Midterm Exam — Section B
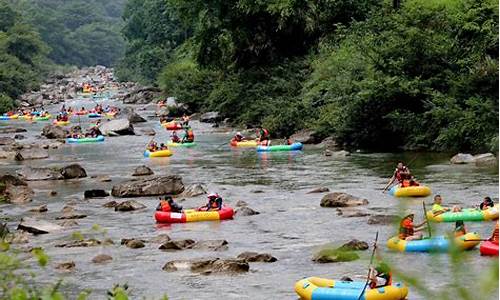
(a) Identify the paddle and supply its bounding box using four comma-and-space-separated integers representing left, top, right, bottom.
464, 239, 491, 242
423, 201, 432, 238
357, 231, 379, 300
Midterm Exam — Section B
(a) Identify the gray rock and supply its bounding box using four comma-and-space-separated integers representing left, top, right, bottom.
114, 200, 146, 212
474, 153, 497, 167
0, 127, 27, 134
14, 134, 25, 140
122, 86, 161, 104
18, 217, 62, 234
0, 174, 34, 203
56, 239, 102, 248
58, 220, 79, 227
99, 119, 135, 136
450, 153, 475, 164
60, 164, 87, 179
84, 189, 110, 198
91, 254, 112, 264
307, 187, 330, 194
290, 129, 318, 144
159, 239, 196, 251
191, 240, 229, 251
163, 258, 249, 274
319, 137, 340, 151
236, 252, 277, 263
103, 200, 118, 208
132, 165, 154, 176
182, 183, 207, 197
121, 238, 146, 249
0, 137, 15, 145
337, 239, 369, 251
320, 192, 369, 208
128, 111, 147, 123
42, 124, 69, 139
15, 148, 49, 160
235, 200, 248, 207
111, 175, 184, 197
140, 128, 156, 136
235, 206, 260, 216
29, 204, 48, 213
367, 214, 398, 225
17, 166, 62, 181
200, 111, 220, 123
55, 261, 75, 271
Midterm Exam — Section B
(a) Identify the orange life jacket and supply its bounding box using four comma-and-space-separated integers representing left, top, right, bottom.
395, 167, 410, 183
160, 200, 171, 212
399, 218, 413, 240
187, 130, 194, 140
492, 221, 499, 244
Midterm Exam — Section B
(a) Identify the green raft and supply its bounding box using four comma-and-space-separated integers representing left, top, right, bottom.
426, 206, 498, 222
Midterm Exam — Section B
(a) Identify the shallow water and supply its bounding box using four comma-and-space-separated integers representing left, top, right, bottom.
1, 96, 498, 300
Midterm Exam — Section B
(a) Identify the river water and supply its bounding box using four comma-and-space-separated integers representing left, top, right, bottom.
0, 95, 498, 300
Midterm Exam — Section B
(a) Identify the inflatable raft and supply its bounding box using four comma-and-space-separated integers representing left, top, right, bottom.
388, 185, 431, 197
294, 277, 408, 300
66, 135, 105, 144
105, 112, 117, 118
143, 149, 173, 157
88, 113, 102, 118
167, 141, 196, 147
155, 206, 234, 223
53, 120, 70, 126
426, 206, 498, 222
480, 241, 499, 256
230, 140, 258, 147
256, 142, 303, 152
33, 115, 51, 121
73, 111, 88, 116
162, 122, 183, 130
0, 114, 18, 120
387, 232, 480, 252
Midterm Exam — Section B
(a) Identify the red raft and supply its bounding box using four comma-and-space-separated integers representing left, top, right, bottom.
155, 206, 234, 223
480, 241, 499, 256
161, 121, 183, 130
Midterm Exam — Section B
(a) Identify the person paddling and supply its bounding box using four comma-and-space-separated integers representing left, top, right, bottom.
383, 161, 413, 192
156, 196, 182, 213
257, 126, 270, 146
399, 213, 427, 241
368, 262, 392, 289
201, 193, 223, 211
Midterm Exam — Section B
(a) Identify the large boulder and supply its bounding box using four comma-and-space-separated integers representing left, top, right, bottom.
181, 183, 207, 197
163, 258, 249, 275
320, 192, 369, 208
474, 153, 497, 167
450, 153, 475, 164
111, 175, 184, 197
123, 108, 147, 123
200, 111, 221, 123
42, 124, 68, 139
15, 148, 49, 160
114, 200, 147, 212
122, 86, 161, 104
99, 119, 135, 136
290, 129, 318, 144
17, 217, 62, 234
236, 252, 277, 263
0, 174, 34, 203
60, 164, 87, 179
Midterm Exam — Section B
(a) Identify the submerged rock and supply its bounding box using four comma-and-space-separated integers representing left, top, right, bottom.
91, 254, 113, 264
163, 258, 249, 275
111, 175, 184, 197
307, 187, 330, 194
17, 217, 62, 234
236, 252, 277, 263
235, 206, 260, 216
132, 165, 154, 176
84, 189, 110, 198
320, 192, 369, 208
114, 200, 146, 212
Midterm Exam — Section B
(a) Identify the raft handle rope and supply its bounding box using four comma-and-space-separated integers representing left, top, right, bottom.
357, 231, 379, 300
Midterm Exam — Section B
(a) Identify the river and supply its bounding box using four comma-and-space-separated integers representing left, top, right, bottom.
0, 95, 498, 300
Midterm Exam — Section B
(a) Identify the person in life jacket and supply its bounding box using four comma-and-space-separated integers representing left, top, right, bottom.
479, 196, 495, 210
369, 262, 392, 289
233, 132, 245, 142
147, 140, 158, 152
431, 194, 461, 216
156, 196, 182, 213
182, 127, 195, 143
204, 193, 223, 211
454, 220, 467, 237
489, 220, 499, 245
171, 131, 181, 143
399, 213, 426, 241
383, 161, 413, 191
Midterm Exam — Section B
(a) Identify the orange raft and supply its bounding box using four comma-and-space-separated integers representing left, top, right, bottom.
155, 206, 234, 223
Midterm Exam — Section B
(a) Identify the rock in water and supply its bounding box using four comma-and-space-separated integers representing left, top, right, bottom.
17, 166, 63, 181
0, 127, 27, 134
99, 119, 135, 136
337, 239, 369, 251
132, 165, 154, 176
159, 239, 196, 250
55, 261, 76, 271
200, 111, 220, 123
114, 200, 146, 212
17, 217, 62, 234
60, 164, 87, 179
235, 206, 260, 216
111, 175, 184, 197
29, 204, 48, 213
450, 153, 475, 164
42, 124, 69, 139
191, 240, 229, 251
0, 137, 15, 145
121, 238, 146, 249
84, 189, 110, 198
312, 246, 360, 263
91, 254, 112, 264
0, 174, 34, 203
15, 148, 49, 161
320, 192, 369, 207
163, 258, 249, 274
124, 108, 147, 123
307, 187, 330, 194
290, 129, 318, 144
182, 184, 207, 197
474, 153, 497, 167
236, 252, 277, 262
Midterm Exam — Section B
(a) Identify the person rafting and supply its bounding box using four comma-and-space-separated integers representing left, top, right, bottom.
399, 213, 427, 241
257, 127, 270, 146
60, 104, 66, 113
369, 262, 392, 289
159, 143, 168, 150
87, 120, 102, 137
156, 196, 182, 213
454, 220, 466, 237
489, 220, 499, 244
383, 161, 418, 192
171, 131, 181, 143
147, 140, 158, 152
283, 136, 293, 145
431, 195, 461, 216
233, 132, 245, 142
479, 196, 495, 210
202, 193, 223, 211
181, 114, 190, 126
182, 127, 194, 143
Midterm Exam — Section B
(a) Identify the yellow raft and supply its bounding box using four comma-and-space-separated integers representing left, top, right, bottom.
53, 120, 70, 126
143, 149, 173, 157
388, 185, 431, 197
230, 140, 258, 147
295, 277, 408, 300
